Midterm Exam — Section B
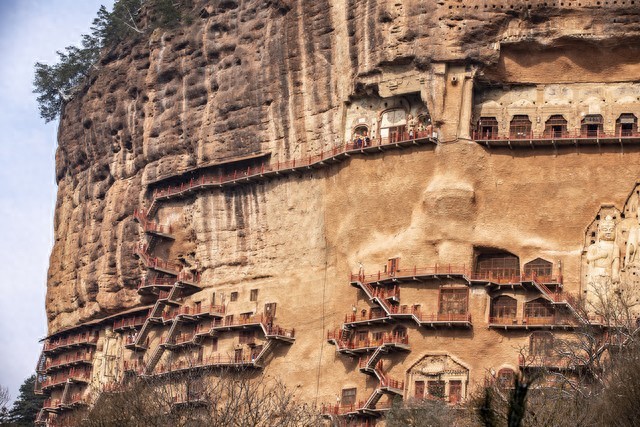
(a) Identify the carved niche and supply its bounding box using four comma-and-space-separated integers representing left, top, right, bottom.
406, 353, 469, 404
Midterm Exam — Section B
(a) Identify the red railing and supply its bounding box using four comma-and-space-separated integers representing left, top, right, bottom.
320, 402, 361, 415
65, 393, 88, 406
113, 313, 149, 331
489, 315, 578, 327
41, 367, 91, 389
138, 276, 176, 289
351, 264, 470, 283
133, 209, 172, 235
155, 353, 260, 374
327, 330, 409, 350
45, 350, 93, 370
151, 132, 435, 203
43, 398, 60, 409
170, 332, 196, 345
473, 129, 640, 141
413, 312, 472, 323
210, 314, 295, 338
124, 361, 144, 374
135, 243, 183, 275
351, 265, 563, 286
178, 270, 200, 285
344, 310, 389, 323
43, 332, 99, 353
124, 334, 144, 346
320, 398, 394, 415
265, 324, 296, 339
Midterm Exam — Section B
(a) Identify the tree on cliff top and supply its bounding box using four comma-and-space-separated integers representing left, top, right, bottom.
33, 0, 180, 122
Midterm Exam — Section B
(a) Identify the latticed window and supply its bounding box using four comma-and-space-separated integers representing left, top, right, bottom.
497, 368, 515, 389
380, 109, 407, 143
478, 117, 499, 139
491, 296, 517, 319
415, 381, 425, 399
616, 113, 637, 136
544, 115, 567, 137
239, 330, 254, 344
523, 258, 553, 279
439, 288, 468, 315
581, 114, 603, 137
393, 325, 407, 338
341, 388, 357, 405
509, 115, 532, 138
475, 254, 520, 279
530, 332, 554, 356
449, 380, 462, 404
524, 298, 553, 318
427, 380, 445, 399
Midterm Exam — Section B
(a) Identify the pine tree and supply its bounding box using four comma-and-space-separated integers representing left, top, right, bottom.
7, 375, 45, 426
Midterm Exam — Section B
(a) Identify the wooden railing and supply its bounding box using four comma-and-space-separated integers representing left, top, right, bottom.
113, 314, 149, 331
133, 209, 172, 235
45, 351, 94, 370
154, 353, 260, 374
327, 331, 409, 350
489, 315, 578, 327
138, 276, 176, 289
41, 367, 91, 389
351, 266, 562, 286
473, 129, 640, 141
143, 132, 436, 207
43, 332, 99, 353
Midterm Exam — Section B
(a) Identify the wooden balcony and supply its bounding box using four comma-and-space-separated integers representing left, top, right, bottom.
327, 331, 410, 355
41, 367, 91, 392
44, 350, 94, 373
351, 264, 471, 285
133, 209, 174, 239
489, 315, 579, 329
473, 129, 640, 149
43, 332, 99, 355
150, 133, 437, 204
136, 276, 175, 295
343, 311, 392, 327
113, 314, 149, 332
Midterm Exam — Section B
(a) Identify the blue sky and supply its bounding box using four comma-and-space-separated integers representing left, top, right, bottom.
0, 0, 113, 403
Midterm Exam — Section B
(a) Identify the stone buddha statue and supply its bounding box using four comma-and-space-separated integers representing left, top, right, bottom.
586, 215, 620, 312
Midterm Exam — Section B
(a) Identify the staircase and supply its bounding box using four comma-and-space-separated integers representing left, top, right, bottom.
252, 340, 276, 367
362, 389, 384, 410
60, 381, 71, 405
144, 346, 166, 375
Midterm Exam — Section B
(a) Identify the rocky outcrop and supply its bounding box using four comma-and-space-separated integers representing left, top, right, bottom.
47, 0, 640, 333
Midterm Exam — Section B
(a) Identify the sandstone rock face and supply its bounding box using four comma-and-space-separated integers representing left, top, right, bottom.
44, 0, 640, 414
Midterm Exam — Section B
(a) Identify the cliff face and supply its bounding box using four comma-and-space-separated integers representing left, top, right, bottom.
41, 0, 640, 417
48, 0, 640, 339
47, 0, 639, 331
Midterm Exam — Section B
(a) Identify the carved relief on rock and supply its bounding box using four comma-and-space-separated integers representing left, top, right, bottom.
406, 353, 469, 404
582, 206, 622, 314
618, 183, 640, 308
